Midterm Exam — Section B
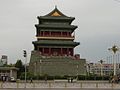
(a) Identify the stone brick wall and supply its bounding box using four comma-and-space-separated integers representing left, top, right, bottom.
29, 52, 86, 76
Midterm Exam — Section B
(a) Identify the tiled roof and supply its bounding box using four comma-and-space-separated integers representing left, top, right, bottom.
33, 40, 79, 46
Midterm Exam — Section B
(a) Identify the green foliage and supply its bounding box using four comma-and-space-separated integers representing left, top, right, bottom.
54, 75, 67, 79
19, 72, 110, 80
15, 60, 25, 78
20, 72, 34, 80
77, 75, 109, 80
3, 63, 15, 67
19, 74, 68, 80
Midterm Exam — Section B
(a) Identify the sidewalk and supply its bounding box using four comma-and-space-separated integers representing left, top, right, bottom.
19, 80, 109, 83
0, 80, 120, 89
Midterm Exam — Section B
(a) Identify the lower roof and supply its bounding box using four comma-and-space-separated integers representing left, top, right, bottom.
32, 40, 80, 47
0, 67, 19, 70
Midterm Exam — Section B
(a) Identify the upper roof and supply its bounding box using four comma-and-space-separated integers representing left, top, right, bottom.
37, 7, 75, 21
45, 6, 68, 17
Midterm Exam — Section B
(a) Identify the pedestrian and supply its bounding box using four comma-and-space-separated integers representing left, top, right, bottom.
30, 78, 33, 83
71, 77, 73, 83
45, 76, 47, 83
68, 77, 70, 83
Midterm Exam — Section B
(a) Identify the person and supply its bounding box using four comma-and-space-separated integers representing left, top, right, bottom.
45, 76, 47, 83
2, 76, 5, 83
109, 76, 112, 83
30, 78, 33, 83
67, 77, 70, 83
111, 78, 115, 83
71, 77, 73, 83
118, 76, 120, 83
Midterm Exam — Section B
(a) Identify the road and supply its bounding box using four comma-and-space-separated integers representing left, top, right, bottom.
0, 82, 120, 89
0, 88, 119, 90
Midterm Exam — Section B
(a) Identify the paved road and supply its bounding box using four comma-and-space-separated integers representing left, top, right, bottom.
0, 82, 120, 89
0, 88, 119, 90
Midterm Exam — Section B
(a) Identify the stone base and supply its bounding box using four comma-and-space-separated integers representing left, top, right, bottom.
29, 51, 86, 76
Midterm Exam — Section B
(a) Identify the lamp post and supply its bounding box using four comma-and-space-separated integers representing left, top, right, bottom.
23, 50, 27, 88
39, 60, 42, 76
98, 60, 104, 76
76, 65, 78, 81
108, 45, 119, 76
87, 64, 90, 76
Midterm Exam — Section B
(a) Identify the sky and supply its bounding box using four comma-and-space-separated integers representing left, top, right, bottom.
0, 0, 120, 64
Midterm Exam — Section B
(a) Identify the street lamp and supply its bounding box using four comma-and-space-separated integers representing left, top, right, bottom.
39, 60, 42, 76
23, 50, 27, 88
98, 60, 105, 76
108, 45, 119, 76
76, 65, 79, 81
87, 64, 90, 76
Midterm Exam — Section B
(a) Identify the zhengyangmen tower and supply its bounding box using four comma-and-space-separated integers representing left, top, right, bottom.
29, 7, 86, 76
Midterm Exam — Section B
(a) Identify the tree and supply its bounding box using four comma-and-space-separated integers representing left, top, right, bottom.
15, 60, 25, 78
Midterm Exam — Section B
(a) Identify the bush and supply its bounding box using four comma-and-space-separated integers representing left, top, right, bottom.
77, 75, 109, 80
19, 72, 110, 80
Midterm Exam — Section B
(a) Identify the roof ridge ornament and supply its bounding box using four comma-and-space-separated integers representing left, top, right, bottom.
51, 6, 61, 16
55, 5, 57, 9
45, 7, 67, 17
51, 11, 61, 16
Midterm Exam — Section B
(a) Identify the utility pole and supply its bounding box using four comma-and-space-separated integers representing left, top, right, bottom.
76, 64, 79, 80
23, 50, 27, 88
39, 59, 42, 76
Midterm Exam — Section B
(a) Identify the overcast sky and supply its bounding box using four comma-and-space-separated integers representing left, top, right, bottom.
0, 0, 120, 64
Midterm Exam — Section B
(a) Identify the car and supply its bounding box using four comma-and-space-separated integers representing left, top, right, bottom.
10, 77, 16, 82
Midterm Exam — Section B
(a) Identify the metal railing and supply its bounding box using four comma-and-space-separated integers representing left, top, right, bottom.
0, 81, 120, 89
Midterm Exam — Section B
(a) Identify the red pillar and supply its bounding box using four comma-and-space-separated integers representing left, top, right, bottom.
49, 48, 51, 56
67, 32, 69, 37
61, 48, 63, 56
39, 31, 41, 36
67, 48, 69, 56
50, 32, 51, 36
43, 48, 44, 55
43, 31, 45, 36
61, 32, 62, 37
41, 31, 43, 36
72, 48, 74, 56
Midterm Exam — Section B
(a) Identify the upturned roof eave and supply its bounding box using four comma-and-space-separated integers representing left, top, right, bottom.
35, 24, 78, 29
37, 16, 75, 21
36, 29, 74, 32
37, 7, 75, 22
32, 41, 80, 46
